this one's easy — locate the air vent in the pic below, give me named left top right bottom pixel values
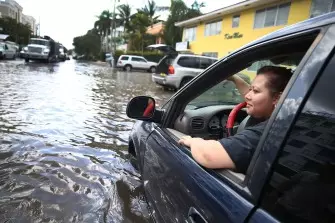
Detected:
left=191, top=118, right=204, bottom=130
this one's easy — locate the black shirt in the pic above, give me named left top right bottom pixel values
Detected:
left=218, top=121, right=267, bottom=173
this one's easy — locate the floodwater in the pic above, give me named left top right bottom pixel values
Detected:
left=0, top=59, right=173, bottom=222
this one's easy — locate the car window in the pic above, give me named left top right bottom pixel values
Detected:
left=185, top=56, right=298, bottom=109
left=199, top=58, right=217, bottom=69
left=177, top=56, right=200, bottom=69
left=260, top=53, right=335, bottom=222
left=120, top=56, right=129, bottom=61
left=131, top=57, right=146, bottom=62
left=185, top=59, right=294, bottom=109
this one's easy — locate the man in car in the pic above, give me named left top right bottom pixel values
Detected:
left=179, top=66, right=293, bottom=173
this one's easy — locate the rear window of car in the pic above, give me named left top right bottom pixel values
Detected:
left=199, top=58, right=217, bottom=69
left=177, top=56, right=200, bottom=69
left=120, top=56, right=129, bottom=61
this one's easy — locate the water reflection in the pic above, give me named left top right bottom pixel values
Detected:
left=0, top=59, right=173, bottom=222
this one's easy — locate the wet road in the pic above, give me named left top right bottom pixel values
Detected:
left=0, top=59, right=173, bottom=222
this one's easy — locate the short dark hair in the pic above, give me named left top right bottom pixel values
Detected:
left=257, top=66, right=293, bottom=95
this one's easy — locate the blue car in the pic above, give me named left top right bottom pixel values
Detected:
left=127, top=12, right=335, bottom=223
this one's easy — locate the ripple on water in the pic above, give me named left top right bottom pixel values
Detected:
left=0, top=60, right=174, bottom=222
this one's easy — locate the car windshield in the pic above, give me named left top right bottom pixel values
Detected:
left=30, top=39, right=49, bottom=46
left=186, top=80, right=245, bottom=109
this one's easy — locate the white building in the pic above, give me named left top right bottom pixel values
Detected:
left=22, top=14, right=36, bottom=34
left=0, top=0, right=23, bottom=22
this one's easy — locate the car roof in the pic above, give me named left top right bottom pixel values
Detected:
left=241, top=12, right=335, bottom=51
left=177, top=54, right=218, bottom=60
left=120, top=55, right=143, bottom=57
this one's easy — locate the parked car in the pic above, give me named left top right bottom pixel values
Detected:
left=126, top=12, right=335, bottom=223
left=148, top=44, right=218, bottom=90
left=0, top=42, right=16, bottom=59
left=116, top=55, right=157, bottom=72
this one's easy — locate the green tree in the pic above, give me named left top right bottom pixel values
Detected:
left=72, top=28, right=101, bottom=60
left=163, top=0, right=203, bottom=47
left=0, top=17, right=32, bottom=45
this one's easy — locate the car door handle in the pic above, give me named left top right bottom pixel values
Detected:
left=187, top=207, right=207, bottom=223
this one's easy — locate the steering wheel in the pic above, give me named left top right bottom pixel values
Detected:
left=143, top=100, right=155, bottom=117
left=226, top=102, right=247, bottom=137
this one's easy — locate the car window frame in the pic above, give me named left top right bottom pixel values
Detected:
left=156, top=27, right=329, bottom=202
left=247, top=24, right=335, bottom=201
left=256, top=48, right=335, bottom=222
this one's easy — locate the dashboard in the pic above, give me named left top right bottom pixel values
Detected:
left=174, top=105, right=248, bottom=140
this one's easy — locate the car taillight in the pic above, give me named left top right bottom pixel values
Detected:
left=168, top=65, right=175, bottom=75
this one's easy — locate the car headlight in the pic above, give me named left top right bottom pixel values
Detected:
left=23, top=47, right=28, bottom=51
left=43, top=49, right=50, bottom=54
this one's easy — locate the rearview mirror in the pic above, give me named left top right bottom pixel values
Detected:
left=126, top=96, right=156, bottom=120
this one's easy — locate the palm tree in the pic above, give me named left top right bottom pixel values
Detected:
left=140, top=0, right=160, bottom=26
left=95, top=10, right=113, bottom=51
left=117, top=4, right=132, bottom=32
left=129, top=12, right=151, bottom=52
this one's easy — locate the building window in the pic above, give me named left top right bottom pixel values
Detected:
left=310, top=0, right=335, bottom=18
left=204, top=21, right=222, bottom=36
left=254, top=3, right=291, bottom=29
left=202, top=52, right=218, bottom=58
left=184, top=27, right=197, bottom=41
left=232, top=15, right=240, bottom=28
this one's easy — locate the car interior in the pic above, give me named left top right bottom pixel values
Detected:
left=164, top=31, right=320, bottom=183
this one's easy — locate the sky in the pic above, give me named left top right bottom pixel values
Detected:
left=16, top=0, right=242, bottom=48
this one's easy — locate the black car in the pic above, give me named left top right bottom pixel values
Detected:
left=126, top=12, right=335, bottom=223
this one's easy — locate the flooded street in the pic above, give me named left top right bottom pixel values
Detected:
left=0, top=59, right=173, bottom=222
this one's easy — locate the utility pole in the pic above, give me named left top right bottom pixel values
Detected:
left=111, top=0, right=120, bottom=55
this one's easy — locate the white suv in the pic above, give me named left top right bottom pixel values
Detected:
left=116, top=55, right=157, bottom=73
left=148, top=44, right=218, bottom=90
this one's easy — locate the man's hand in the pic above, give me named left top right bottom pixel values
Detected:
left=178, top=135, right=192, bottom=147
left=179, top=136, right=205, bottom=148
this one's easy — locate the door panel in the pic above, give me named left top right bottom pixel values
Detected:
left=143, top=124, right=255, bottom=223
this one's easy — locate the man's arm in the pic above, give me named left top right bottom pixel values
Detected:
left=228, top=75, right=250, bottom=97
left=179, top=137, right=235, bottom=169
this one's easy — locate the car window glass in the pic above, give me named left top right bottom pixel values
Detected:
left=120, top=56, right=129, bottom=61
left=185, top=59, right=296, bottom=110
left=177, top=56, right=200, bottom=69
left=260, top=54, right=335, bottom=222
left=131, top=57, right=143, bottom=62
left=199, top=58, right=217, bottom=69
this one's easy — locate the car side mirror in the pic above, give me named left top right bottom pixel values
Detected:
left=126, top=96, right=162, bottom=122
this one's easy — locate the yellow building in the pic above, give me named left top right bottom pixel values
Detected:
left=175, top=0, right=334, bottom=59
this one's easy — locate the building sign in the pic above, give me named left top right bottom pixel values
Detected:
left=224, top=32, right=243, bottom=40
left=176, top=41, right=189, bottom=51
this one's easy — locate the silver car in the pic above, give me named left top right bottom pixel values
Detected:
left=148, top=44, right=218, bottom=90
left=0, top=42, right=17, bottom=60
left=116, top=55, right=157, bottom=73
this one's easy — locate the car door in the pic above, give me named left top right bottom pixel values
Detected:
left=140, top=26, right=327, bottom=223
left=129, top=57, right=139, bottom=69
left=138, top=57, right=149, bottom=69
left=143, top=123, right=255, bottom=223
